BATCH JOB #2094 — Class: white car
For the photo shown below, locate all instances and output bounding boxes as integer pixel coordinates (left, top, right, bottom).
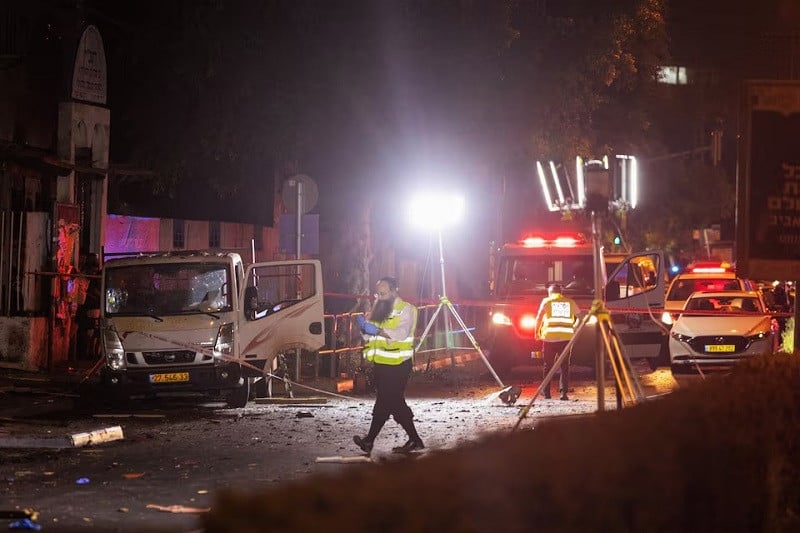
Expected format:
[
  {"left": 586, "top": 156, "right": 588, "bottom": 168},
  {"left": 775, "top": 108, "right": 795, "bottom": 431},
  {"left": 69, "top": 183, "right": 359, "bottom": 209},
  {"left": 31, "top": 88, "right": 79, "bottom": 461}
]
[
  {"left": 669, "top": 290, "right": 775, "bottom": 374},
  {"left": 661, "top": 263, "right": 755, "bottom": 326}
]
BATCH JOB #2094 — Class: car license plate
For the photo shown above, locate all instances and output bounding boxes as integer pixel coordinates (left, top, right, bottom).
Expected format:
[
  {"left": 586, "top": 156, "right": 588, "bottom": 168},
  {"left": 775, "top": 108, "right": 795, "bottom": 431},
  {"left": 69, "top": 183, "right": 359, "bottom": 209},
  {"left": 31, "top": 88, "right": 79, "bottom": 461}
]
[
  {"left": 705, "top": 344, "right": 735, "bottom": 353},
  {"left": 150, "top": 372, "right": 190, "bottom": 384}
]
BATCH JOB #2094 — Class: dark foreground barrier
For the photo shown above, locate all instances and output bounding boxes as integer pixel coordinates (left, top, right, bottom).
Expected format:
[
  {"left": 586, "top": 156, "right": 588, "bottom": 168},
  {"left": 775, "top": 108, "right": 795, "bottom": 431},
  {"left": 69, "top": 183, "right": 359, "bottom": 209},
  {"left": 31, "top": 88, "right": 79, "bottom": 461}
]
[{"left": 204, "top": 355, "right": 800, "bottom": 532}]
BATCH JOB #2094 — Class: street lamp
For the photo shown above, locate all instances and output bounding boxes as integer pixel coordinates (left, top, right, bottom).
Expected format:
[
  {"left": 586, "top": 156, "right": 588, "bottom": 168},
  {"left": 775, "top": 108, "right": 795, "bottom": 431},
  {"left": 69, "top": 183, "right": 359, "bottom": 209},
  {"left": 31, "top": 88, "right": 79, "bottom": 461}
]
[{"left": 409, "top": 190, "right": 516, "bottom": 402}]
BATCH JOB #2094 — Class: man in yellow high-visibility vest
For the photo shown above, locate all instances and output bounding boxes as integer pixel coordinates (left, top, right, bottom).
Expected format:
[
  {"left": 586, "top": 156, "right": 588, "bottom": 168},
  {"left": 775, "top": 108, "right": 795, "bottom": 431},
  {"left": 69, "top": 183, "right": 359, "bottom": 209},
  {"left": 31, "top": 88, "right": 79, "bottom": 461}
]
[
  {"left": 353, "top": 276, "right": 422, "bottom": 455},
  {"left": 534, "top": 283, "right": 580, "bottom": 400}
]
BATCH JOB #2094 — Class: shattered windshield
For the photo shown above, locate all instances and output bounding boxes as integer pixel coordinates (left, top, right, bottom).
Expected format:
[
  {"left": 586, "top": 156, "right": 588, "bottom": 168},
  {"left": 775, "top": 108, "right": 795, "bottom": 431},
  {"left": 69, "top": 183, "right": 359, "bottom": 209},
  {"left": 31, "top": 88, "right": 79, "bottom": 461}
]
[
  {"left": 496, "top": 255, "right": 595, "bottom": 297},
  {"left": 104, "top": 262, "right": 231, "bottom": 316}
]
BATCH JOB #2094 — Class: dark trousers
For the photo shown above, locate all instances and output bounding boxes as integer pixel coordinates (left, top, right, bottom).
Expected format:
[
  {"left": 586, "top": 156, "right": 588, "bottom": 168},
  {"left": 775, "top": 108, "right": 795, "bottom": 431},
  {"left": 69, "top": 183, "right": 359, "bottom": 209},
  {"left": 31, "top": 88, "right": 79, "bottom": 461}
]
[
  {"left": 365, "top": 359, "right": 419, "bottom": 442},
  {"left": 542, "top": 340, "right": 571, "bottom": 397}
]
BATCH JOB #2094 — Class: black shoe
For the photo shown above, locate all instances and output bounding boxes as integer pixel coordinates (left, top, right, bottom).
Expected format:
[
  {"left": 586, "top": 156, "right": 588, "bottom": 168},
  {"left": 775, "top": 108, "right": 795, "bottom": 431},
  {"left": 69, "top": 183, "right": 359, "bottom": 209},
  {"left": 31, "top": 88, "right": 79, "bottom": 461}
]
[
  {"left": 353, "top": 435, "right": 373, "bottom": 454},
  {"left": 560, "top": 394, "right": 569, "bottom": 401},
  {"left": 392, "top": 439, "right": 425, "bottom": 454},
  {"left": 542, "top": 390, "right": 551, "bottom": 399}
]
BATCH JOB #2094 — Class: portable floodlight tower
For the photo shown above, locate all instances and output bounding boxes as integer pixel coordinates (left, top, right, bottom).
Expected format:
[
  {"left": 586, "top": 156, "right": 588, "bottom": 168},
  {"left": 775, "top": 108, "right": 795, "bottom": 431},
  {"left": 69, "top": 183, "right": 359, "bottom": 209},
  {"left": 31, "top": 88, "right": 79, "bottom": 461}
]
[
  {"left": 410, "top": 191, "right": 518, "bottom": 404},
  {"left": 536, "top": 155, "right": 638, "bottom": 411}
]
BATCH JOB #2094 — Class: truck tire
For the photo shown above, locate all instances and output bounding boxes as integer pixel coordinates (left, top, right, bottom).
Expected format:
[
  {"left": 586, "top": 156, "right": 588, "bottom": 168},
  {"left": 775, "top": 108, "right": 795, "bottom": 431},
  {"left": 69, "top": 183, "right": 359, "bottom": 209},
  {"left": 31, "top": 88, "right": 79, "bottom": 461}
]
[
  {"left": 487, "top": 337, "right": 522, "bottom": 378},
  {"left": 226, "top": 377, "right": 252, "bottom": 408}
]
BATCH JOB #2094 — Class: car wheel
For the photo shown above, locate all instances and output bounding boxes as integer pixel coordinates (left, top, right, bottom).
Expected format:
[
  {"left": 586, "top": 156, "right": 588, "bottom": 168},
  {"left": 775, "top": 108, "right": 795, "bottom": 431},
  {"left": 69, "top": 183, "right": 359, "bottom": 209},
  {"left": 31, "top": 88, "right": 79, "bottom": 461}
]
[
  {"left": 670, "top": 363, "right": 689, "bottom": 376},
  {"left": 226, "top": 377, "right": 252, "bottom": 408},
  {"left": 487, "top": 337, "right": 518, "bottom": 378}
]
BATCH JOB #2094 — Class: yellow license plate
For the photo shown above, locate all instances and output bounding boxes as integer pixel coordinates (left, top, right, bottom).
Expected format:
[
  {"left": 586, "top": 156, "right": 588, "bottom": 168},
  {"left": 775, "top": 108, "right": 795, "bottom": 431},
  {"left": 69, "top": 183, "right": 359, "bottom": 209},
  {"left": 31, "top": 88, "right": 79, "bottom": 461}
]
[
  {"left": 705, "top": 345, "right": 735, "bottom": 353},
  {"left": 150, "top": 372, "right": 190, "bottom": 384}
]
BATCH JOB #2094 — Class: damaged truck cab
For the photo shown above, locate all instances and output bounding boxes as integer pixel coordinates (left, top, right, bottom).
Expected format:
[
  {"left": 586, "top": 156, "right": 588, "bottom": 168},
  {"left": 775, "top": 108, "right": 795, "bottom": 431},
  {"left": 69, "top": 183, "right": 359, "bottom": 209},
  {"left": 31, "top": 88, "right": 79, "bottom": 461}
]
[{"left": 99, "top": 251, "right": 325, "bottom": 407}]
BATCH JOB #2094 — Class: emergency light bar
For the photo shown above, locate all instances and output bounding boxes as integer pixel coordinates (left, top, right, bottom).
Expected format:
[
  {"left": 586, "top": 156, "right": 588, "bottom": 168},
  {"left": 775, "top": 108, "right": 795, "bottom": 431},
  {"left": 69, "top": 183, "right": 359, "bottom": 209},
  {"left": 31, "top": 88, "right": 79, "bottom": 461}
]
[
  {"left": 520, "top": 234, "right": 585, "bottom": 248},
  {"left": 689, "top": 261, "right": 733, "bottom": 273}
]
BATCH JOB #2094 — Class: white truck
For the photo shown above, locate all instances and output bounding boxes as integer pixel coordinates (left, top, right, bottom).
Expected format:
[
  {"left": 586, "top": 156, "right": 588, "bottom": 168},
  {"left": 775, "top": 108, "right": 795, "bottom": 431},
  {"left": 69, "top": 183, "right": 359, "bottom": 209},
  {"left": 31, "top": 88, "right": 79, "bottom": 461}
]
[{"left": 99, "top": 251, "right": 325, "bottom": 407}]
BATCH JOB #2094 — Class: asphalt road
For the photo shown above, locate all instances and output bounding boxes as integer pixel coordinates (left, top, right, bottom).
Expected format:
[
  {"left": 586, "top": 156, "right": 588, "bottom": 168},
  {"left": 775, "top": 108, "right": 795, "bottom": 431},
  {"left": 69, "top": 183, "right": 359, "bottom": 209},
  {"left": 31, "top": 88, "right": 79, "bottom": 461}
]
[{"left": 1, "top": 360, "right": 681, "bottom": 532}]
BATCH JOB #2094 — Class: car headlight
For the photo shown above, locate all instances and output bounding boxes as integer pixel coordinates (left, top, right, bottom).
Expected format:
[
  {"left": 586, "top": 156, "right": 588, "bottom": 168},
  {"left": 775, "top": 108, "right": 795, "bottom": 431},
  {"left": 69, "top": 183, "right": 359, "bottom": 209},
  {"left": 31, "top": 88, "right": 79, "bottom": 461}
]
[
  {"left": 670, "top": 331, "right": 692, "bottom": 343},
  {"left": 745, "top": 331, "right": 769, "bottom": 342},
  {"left": 103, "top": 328, "right": 126, "bottom": 370},
  {"left": 661, "top": 311, "right": 674, "bottom": 325},
  {"left": 491, "top": 312, "right": 512, "bottom": 326},
  {"left": 214, "top": 322, "right": 235, "bottom": 356}
]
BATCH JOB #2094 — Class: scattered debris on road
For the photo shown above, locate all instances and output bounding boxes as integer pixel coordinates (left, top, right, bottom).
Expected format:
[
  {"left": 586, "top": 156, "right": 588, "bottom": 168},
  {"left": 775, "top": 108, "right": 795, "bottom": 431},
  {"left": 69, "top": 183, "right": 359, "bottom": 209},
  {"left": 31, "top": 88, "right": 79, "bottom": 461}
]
[
  {"left": 0, "top": 425, "right": 124, "bottom": 449},
  {"left": 315, "top": 456, "right": 372, "bottom": 464},
  {"left": 146, "top": 504, "right": 211, "bottom": 514},
  {"left": 254, "top": 397, "right": 328, "bottom": 405},
  {"left": 70, "top": 425, "right": 124, "bottom": 447}
]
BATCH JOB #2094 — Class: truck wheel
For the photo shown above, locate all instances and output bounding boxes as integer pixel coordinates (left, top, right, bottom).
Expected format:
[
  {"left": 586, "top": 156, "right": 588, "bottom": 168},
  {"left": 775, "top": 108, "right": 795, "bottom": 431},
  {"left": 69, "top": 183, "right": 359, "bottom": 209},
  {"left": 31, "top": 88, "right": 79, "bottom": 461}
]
[
  {"left": 487, "top": 338, "right": 516, "bottom": 378},
  {"left": 227, "top": 377, "right": 251, "bottom": 408}
]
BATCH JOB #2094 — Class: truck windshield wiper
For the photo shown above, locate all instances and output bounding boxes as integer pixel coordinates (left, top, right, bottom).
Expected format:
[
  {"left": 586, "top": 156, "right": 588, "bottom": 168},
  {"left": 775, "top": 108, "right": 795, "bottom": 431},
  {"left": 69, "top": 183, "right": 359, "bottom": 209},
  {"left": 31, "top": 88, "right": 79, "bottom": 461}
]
[{"left": 180, "top": 309, "right": 221, "bottom": 320}]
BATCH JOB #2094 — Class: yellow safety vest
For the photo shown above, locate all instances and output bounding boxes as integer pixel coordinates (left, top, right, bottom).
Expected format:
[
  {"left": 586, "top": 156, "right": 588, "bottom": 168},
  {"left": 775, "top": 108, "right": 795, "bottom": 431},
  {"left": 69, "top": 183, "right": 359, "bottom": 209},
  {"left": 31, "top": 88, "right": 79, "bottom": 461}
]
[
  {"left": 538, "top": 294, "right": 579, "bottom": 341},
  {"left": 364, "top": 298, "right": 416, "bottom": 365}
]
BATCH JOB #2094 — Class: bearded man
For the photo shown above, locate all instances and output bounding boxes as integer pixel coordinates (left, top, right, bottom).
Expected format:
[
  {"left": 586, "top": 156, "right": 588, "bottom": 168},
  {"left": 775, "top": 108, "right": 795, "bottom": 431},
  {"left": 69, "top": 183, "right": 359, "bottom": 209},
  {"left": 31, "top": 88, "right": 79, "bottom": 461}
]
[{"left": 353, "top": 276, "right": 423, "bottom": 454}]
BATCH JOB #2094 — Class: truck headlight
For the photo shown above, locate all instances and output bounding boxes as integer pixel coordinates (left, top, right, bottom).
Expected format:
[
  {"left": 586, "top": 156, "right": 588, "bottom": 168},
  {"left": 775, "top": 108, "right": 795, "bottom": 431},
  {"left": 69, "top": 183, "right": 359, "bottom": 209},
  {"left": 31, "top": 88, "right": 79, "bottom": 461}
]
[
  {"left": 214, "top": 322, "right": 234, "bottom": 356},
  {"left": 103, "top": 328, "right": 126, "bottom": 370},
  {"left": 491, "top": 312, "right": 512, "bottom": 326}
]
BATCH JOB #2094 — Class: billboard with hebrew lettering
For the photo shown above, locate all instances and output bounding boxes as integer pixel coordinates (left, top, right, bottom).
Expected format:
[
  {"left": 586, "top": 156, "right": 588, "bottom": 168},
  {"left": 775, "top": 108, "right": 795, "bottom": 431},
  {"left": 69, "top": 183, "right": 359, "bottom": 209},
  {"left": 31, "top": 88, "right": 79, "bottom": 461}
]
[{"left": 737, "top": 80, "right": 800, "bottom": 281}]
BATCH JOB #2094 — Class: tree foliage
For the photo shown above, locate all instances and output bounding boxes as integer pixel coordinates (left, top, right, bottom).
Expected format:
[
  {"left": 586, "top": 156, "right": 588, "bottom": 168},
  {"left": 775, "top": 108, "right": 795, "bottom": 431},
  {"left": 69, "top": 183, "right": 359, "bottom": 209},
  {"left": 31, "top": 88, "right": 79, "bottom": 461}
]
[{"left": 627, "top": 158, "right": 735, "bottom": 254}]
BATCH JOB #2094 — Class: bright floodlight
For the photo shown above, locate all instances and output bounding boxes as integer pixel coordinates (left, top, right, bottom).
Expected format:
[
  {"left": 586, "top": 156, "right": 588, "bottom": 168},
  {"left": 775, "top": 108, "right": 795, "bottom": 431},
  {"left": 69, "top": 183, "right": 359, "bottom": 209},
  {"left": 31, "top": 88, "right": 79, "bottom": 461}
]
[{"left": 410, "top": 192, "right": 465, "bottom": 228}]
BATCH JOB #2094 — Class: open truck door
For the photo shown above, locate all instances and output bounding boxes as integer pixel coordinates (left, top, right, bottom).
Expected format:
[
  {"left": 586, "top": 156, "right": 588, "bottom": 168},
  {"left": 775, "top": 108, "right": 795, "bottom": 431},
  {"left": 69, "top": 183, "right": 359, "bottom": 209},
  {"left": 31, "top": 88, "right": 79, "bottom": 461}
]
[
  {"left": 237, "top": 260, "right": 325, "bottom": 374},
  {"left": 604, "top": 250, "right": 667, "bottom": 369}
]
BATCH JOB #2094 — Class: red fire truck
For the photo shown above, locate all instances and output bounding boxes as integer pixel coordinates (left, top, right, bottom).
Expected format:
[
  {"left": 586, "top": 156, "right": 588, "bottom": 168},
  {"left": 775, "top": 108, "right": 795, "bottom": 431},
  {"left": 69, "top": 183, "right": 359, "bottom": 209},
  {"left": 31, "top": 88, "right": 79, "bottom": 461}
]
[{"left": 486, "top": 232, "right": 667, "bottom": 375}]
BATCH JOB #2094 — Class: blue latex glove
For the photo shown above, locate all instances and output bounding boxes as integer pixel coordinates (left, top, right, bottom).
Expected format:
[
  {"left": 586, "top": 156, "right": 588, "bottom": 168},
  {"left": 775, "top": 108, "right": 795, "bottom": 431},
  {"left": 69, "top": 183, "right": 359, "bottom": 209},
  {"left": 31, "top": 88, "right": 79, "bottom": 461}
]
[
  {"left": 356, "top": 315, "right": 367, "bottom": 329},
  {"left": 362, "top": 322, "right": 380, "bottom": 336}
]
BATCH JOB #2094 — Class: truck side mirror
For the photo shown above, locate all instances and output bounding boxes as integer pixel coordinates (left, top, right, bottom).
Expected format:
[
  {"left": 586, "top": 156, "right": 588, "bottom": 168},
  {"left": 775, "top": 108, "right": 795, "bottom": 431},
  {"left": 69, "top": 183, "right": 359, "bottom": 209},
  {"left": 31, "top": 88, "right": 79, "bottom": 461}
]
[{"left": 244, "top": 286, "right": 258, "bottom": 318}]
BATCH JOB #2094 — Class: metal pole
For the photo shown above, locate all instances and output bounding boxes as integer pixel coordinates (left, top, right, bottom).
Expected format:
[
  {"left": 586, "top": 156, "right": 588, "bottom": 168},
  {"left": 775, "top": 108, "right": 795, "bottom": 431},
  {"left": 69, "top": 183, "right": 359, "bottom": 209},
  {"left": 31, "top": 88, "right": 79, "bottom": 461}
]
[
  {"left": 295, "top": 181, "right": 303, "bottom": 381},
  {"left": 295, "top": 181, "right": 303, "bottom": 261},
  {"left": 16, "top": 213, "right": 23, "bottom": 311},
  {"left": 8, "top": 212, "right": 14, "bottom": 314},
  {"left": 438, "top": 228, "right": 447, "bottom": 298},
  {"left": 437, "top": 228, "right": 454, "bottom": 353},
  {"left": 592, "top": 212, "right": 605, "bottom": 412}
]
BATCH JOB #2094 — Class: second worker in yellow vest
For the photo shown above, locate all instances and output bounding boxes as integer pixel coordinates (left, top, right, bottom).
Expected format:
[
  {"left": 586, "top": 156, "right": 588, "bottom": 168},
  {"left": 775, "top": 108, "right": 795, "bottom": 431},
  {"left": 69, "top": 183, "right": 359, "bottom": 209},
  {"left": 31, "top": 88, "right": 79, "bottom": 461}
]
[{"left": 534, "top": 283, "right": 580, "bottom": 400}]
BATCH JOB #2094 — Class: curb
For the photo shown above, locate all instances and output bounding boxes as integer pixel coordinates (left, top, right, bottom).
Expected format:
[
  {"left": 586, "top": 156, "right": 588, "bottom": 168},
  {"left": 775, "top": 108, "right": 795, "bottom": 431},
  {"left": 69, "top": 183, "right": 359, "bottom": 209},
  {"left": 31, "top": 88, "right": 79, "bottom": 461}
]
[{"left": 413, "top": 351, "right": 481, "bottom": 372}]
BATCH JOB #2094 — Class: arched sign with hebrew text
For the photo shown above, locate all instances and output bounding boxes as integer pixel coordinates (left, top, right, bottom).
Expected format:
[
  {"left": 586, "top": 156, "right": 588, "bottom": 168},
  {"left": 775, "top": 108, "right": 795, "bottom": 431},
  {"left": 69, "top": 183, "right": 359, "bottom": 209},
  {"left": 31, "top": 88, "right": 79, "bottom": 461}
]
[{"left": 71, "top": 25, "right": 107, "bottom": 105}]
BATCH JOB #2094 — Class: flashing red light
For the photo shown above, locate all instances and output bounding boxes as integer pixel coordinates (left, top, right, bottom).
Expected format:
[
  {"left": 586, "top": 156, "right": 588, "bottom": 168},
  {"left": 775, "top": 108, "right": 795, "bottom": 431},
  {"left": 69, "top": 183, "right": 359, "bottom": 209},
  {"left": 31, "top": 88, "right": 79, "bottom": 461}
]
[
  {"left": 519, "top": 314, "right": 537, "bottom": 330},
  {"left": 689, "top": 261, "right": 733, "bottom": 274},
  {"left": 553, "top": 236, "right": 579, "bottom": 247},
  {"left": 522, "top": 237, "right": 546, "bottom": 247},
  {"left": 520, "top": 233, "right": 583, "bottom": 248}
]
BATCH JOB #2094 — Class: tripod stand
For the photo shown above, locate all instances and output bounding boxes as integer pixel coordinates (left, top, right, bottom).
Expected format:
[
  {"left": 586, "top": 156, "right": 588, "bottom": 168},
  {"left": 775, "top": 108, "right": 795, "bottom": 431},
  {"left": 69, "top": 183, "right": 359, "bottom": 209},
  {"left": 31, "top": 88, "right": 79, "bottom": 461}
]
[
  {"left": 512, "top": 298, "right": 646, "bottom": 431},
  {"left": 414, "top": 228, "right": 517, "bottom": 402}
]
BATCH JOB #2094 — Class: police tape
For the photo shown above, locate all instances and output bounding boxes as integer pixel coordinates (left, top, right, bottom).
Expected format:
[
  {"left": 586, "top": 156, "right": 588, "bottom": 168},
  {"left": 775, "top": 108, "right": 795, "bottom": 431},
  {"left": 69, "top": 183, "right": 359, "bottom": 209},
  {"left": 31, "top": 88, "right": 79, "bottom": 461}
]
[{"left": 114, "top": 329, "right": 355, "bottom": 400}]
